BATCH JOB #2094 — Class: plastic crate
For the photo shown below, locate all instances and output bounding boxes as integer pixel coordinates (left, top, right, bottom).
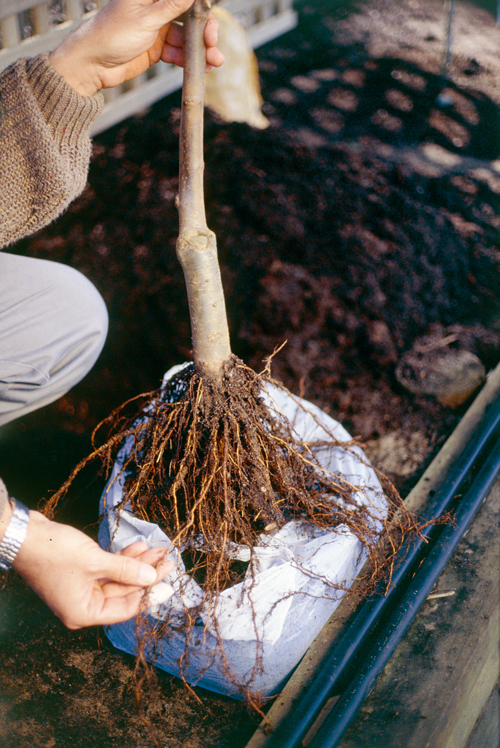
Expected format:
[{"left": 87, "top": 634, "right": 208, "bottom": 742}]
[{"left": 0, "top": 0, "right": 297, "bottom": 135}]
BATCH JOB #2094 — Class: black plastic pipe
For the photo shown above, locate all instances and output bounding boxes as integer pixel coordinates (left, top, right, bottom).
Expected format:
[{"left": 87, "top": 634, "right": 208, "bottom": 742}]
[
  {"left": 262, "top": 394, "right": 500, "bottom": 748},
  {"left": 310, "top": 434, "right": 500, "bottom": 748}
]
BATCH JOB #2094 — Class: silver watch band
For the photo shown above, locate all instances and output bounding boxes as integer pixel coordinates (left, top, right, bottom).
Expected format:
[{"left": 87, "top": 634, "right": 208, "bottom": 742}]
[{"left": 0, "top": 498, "right": 30, "bottom": 571}]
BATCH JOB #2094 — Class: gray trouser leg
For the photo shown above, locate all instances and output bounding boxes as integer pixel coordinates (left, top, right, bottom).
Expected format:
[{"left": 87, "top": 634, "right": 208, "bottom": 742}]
[{"left": 0, "top": 252, "right": 108, "bottom": 426}]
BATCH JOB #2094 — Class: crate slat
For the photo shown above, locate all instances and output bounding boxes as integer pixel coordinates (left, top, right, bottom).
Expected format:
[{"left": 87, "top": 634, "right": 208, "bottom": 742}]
[
  {"left": 0, "top": 15, "right": 21, "bottom": 47},
  {"left": 66, "top": 0, "right": 84, "bottom": 22},
  {"left": 1, "top": 0, "right": 41, "bottom": 18},
  {"left": 32, "top": 3, "right": 50, "bottom": 35},
  {"left": 1, "top": 21, "right": 73, "bottom": 64}
]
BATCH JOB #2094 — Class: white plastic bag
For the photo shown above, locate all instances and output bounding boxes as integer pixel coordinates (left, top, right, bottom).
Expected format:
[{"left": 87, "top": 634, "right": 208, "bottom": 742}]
[{"left": 98, "top": 366, "right": 387, "bottom": 697}]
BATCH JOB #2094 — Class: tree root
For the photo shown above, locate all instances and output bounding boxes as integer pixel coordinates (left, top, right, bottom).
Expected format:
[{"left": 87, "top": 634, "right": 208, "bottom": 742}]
[{"left": 45, "top": 355, "right": 422, "bottom": 703}]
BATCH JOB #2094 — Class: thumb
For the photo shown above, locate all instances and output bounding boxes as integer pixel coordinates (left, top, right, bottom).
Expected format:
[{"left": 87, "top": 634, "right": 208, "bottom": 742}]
[
  {"left": 141, "top": 0, "right": 192, "bottom": 25},
  {"left": 101, "top": 551, "right": 158, "bottom": 587}
]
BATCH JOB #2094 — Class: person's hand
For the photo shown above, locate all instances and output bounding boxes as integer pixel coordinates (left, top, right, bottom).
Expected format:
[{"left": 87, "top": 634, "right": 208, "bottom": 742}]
[
  {"left": 11, "top": 509, "right": 174, "bottom": 629},
  {"left": 49, "top": 0, "right": 224, "bottom": 97}
]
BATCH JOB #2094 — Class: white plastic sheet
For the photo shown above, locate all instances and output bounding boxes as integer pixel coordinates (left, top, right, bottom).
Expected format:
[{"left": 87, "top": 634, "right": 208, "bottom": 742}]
[{"left": 98, "top": 366, "right": 387, "bottom": 697}]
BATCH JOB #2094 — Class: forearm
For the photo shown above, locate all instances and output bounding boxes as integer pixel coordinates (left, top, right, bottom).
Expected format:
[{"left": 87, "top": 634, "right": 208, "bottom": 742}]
[
  {"left": 0, "top": 0, "right": 222, "bottom": 249},
  {"left": 0, "top": 482, "right": 12, "bottom": 542},
  {"left": 1, "top": 501, "right": 173, "bottom": 628},
  {"left": 0, "top": 54, "right": 103, "bottom": 249}
]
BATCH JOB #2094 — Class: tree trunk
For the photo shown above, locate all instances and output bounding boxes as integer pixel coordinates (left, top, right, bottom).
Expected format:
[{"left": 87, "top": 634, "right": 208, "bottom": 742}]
[{"left": 176, "top": 0, "right": 232, "bottom": 381}]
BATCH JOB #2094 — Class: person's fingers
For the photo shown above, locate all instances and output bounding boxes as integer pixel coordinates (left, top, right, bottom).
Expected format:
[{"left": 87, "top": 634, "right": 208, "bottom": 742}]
[
  {"left": 161, "top": 44, "right": 223, "bottom": 69},
  {"left": 132, "top": 546, "right": 170, "bottom": 566},
  {"left": 115, "top": 542, "right": 149, "bottom": 558},
  {"left": 164, "top": 13, "right": 219, "bottom": 50},
  {"left": 100, "top": 550, "right": 174, "bottom": 598},
  {"left": 161, "top": 43, "right": 184, "bottom": 66},
  {"left": 85, "top": 579, "right": 175, "bottom": 628},
  {"left": 95, "top": 579, "right": 174, "bottom": 626},
  {"left": 78, "top": 589, "right": 146, "bottom": 628},
  {"left": 204, "top": 13, "right": 218, "bottom": 48},
  {"left": 115, "top": 544, "right": 170, "bottom": 568},
  {"left": 99, "top": 550, "right": 159, "bottom": 587},
  {"left": 206, "top": 45, "right": 224, "bottom": 68},
  {"left": 161, "top": 12, "right": 223, "bottom": 68},
  {"left": 139, "top": 0, "right": 193, "bottom": 28},
  {"left": 165, "top": 20, "right": 183, "bottom": 49}
]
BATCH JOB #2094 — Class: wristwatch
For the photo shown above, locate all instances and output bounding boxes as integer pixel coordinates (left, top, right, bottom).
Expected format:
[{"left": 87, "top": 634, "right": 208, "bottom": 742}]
[{"left": 0, "top": 498, "right": 30, "bottom": 571}]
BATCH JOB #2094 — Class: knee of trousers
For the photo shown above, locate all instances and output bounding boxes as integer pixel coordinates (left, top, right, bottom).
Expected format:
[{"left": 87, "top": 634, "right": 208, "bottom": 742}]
[
  {"left": 0, "top": 262, "right": 109, "bottom": 424},
  {"left": 47, "top": 264, "right": 109, "bottom": 387}
]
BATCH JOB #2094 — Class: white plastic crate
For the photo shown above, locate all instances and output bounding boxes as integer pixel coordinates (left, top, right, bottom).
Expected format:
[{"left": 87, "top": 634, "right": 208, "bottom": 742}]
[{"left": 0, "top": 0, "right": 297, "bottom": 135}]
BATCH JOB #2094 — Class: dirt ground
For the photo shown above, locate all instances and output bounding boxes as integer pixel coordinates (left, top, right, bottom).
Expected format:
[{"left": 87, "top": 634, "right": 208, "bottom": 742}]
[{"left": 0, "top": 0, "right": 499, "bottom": 746}]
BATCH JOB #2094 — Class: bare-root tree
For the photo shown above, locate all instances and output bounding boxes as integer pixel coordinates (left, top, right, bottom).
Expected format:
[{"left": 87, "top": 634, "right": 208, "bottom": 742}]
[{"left": 45, "top": 0, "right": 423, "bottom": 706}]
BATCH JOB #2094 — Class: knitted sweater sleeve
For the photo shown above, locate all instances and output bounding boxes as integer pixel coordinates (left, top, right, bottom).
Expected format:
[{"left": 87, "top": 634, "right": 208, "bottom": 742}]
[
  {"left": 0, "top": 53, "right": 103, "bottom": 249},
  {"left": 0, "top": 54, "right": 103, "bottom": 519}
]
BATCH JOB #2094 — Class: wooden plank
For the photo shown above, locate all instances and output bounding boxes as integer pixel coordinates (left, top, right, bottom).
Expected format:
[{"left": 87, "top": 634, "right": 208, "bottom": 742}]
[
  {"left": 65, "top": 0, "right": 83, "bottom": 22},
  {"left": 465, "top": 682, "right": 500, "bottom": 748},
  {"left": 0, "top": 3, "right": 101, "bottom": 69},
  {"left": 0, "top": 21, "right": 72, "bottom": 66},
  {"left": 1, "top": 0, "right": 41, "bottom": 18},
  {"left": 337, "top": 480, "right": 500, "bottom": 748},
  {"left": 0, "top": 15, "right": 21, "bottom": 47},
  {"left": 32, "top": 3, "right": 50, "bottom": 36},
  {"left": 258, "top": 1, "right": 275, "bottom": 23}
]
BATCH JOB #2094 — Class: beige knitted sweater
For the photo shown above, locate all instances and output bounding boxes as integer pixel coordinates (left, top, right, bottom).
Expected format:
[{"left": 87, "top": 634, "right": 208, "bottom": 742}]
[{"left": 0, "top": 53, "right": 104, "bottom": 520}]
